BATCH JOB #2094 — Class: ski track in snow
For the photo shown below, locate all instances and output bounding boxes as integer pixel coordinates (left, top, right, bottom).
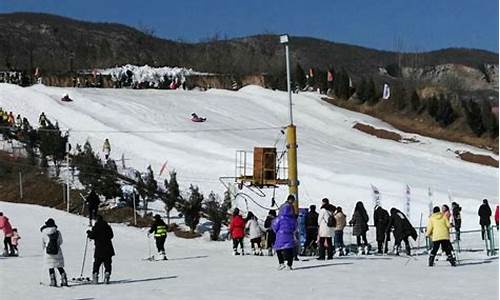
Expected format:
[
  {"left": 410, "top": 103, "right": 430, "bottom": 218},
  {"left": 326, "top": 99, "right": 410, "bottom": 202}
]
[
  {"left": 0, "top": 202, "right": 498, "bottom": 300},
  {"left": 0, "top": 83, "right": 498, "bottom": 230}
]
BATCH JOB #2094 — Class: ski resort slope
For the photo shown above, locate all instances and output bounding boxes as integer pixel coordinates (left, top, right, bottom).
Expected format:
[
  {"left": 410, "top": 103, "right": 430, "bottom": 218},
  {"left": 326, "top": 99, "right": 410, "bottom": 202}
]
[
  {"left": 0, "top": 201, "right": 498, "bottom": 300},
  {"left": 0, "top": 83, "right": 498, "bottom": 228}
]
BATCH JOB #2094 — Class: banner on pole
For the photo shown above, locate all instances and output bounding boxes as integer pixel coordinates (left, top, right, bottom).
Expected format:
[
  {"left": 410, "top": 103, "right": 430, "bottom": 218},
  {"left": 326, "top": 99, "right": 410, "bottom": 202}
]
[
  {"left": 382, "top": 83, "right": 391, "bottom": 100},
  {"left": 428, "top": 187, "right": 433, "bottom": 215},
  {"left": 405, "top": 185, "right": 411, "bottom": 218}
]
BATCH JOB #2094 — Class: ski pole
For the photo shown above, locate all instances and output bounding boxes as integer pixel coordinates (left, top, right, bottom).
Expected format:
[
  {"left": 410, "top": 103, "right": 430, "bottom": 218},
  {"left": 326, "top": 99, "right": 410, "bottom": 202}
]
[{"left": 79, "top": 237, "right": 89, "bottom": 278}]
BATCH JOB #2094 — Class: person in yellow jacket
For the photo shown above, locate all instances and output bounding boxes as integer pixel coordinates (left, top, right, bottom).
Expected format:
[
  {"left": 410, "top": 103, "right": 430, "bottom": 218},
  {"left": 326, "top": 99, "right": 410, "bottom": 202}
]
[{"left": 426, "top": 206, "right": 456, "bottom": 267}]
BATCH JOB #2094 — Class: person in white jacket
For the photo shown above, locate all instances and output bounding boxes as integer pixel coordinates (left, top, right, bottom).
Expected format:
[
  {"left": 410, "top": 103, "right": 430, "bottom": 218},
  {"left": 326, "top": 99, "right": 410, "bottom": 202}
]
[
  {"left": 317, "top": 198, "right": 336, "bottom": 260},
  {"left": 40, "top": 218, "right": 67, "bottom": 287},
  {"left": 245, "top": 212, "right": 264, "bottom": 255}
]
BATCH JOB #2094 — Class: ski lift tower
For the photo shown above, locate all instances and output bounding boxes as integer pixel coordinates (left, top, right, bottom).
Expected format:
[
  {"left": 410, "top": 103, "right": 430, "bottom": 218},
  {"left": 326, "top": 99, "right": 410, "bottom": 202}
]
[
  {"left": 229, "top": 34, "right": 299, "bottom": 213},
  {"left": 280, "top": 34, "right": 299, "bottom": 213}
]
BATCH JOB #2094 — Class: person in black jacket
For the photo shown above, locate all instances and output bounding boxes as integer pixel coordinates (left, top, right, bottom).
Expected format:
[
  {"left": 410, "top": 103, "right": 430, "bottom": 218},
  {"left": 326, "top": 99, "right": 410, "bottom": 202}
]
[
  {"left": 264, "top": 210, "right": 276, "bottom": 256},
  {"left": 148, "top": 214, "right": 168, "bottom": 260},
  {"left": 451, "top": 202, "right": 462, "bottom": 241},
  {"left": 87, "top": 215, "right": 115, "bottom": 284},
  {"left": 478, "top": 199, "right": 492, "bottom": 240},
  {"left": 387, "top": 208, "right": 417, "bottom": 256},
  {"left": 301, "top": 205, "right": 319, "bottom": 256},
  {"left": 86, "top": 189, "right": 100, "bottom": 225},
  {"left": 373, "top": 205, "right": 390, "bottom": 254},
  {"left": 349, "top": 201, "right": 369, "bottom": 255}
]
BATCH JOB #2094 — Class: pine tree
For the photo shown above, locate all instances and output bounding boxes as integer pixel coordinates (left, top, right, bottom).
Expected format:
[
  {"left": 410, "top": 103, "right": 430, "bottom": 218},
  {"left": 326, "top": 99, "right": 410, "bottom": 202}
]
[
  {"left": 182, "top": 185, "right": 204, "bottom": 233},
  {"left": 357, "top": 77, "right": 368, "bottom": 102},
  {"left": 100, "top": 159, "right": 121, "bottom": 200},
  {"left": 203, "top": 191, "right": 231, "bottom": 240},
  {"left": 410, "top": 90, "right": 421, "bottom": 112},
  {"left": 366, "top": 78, "right": 379, "bottom": 105},
  {"left": 436, "top": 96, "right": 456, "bottom": 127},
  {"left": 480, "top": 100, "right": 499, "bottom": 138},
  {"left": 38, "top": 122, "right": 68, "bottom": 176},
  {"left": 163, "top": 170, "right": 181, "bottom": 225},
  {"left": 294, "top": 63, "right": 306, "bottom": 90},
  {"left": 143, "top": 165, "right": 158, "bottom": 213},
  {"left": 71, "top": 141, "right": 102, "bottom": 189}
]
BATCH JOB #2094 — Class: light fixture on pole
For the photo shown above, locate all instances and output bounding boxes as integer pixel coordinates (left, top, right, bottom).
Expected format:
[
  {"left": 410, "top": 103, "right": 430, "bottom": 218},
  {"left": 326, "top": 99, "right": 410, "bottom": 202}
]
[{"left": 280, "top": 34, "right": 299, "bottom": 213}]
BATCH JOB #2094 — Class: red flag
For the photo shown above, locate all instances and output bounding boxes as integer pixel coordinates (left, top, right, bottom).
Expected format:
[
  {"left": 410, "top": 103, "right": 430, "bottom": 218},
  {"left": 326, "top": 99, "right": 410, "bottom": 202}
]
[
  {"left": 159, "top": 161, "right": 168, "bottom": 176},
  {"left": 327, "top": 71, "right": 334, "bottom": 82}
]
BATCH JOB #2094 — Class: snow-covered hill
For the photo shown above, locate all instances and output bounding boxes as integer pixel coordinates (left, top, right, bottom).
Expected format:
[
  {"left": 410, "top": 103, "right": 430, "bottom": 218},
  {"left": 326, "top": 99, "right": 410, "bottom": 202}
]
[
  {"left": 0, "top": 201, "right": 498, "bottom": 300},
  {"left": 0, "top": 83, "right": 497, "bottom": 228}
]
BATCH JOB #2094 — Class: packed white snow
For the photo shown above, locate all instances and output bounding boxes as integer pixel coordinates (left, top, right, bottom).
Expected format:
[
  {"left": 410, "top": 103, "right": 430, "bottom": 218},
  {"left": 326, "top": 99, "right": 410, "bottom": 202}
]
[
  {"left": 95, "top": 64, "right": 206, "bottom": 84},
  {"left": 0, "top": 201, "right": 497, "bottom": 300},
  {"left": 0, "top": 83, "right": 498, "bottom": 229}
]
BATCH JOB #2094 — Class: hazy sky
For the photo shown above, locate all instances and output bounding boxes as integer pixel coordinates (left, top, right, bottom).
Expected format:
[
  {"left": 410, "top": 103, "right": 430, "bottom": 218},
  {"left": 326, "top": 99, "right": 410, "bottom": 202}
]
[{"left": 1, "top": 0, "right": 498, "bottom": 52}]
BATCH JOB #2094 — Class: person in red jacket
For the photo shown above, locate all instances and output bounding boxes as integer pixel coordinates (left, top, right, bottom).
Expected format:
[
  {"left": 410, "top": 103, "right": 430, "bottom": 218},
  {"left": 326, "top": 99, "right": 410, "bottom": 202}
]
[
  {"left": 495, "top": 205, "right": 499, "bottom": 230},
  {"left": 229, "top": 208, "right": 245, "bottom": 255},
  {"left": 0, "top": 212, "right": 14, "bottom": 256}
]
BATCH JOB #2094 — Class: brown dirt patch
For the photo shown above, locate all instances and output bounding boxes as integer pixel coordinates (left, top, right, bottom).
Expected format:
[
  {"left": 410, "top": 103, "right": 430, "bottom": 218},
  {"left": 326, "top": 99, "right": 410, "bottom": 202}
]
[
  {"left": 353, "top": 122, "right": 402, "bottom": 142},
  {"left": 174, "top": 230, "right": 202, "bottom": 239},
  {"left": 456, "top": 151, "right": 499, "bottom": 168},
  {"left": 322, "top": 96, "right": 499, "bottom": 154}
]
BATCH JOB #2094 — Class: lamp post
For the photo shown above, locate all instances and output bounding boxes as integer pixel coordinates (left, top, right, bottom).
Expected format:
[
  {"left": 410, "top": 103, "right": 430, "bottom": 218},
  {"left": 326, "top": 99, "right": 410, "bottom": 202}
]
[{"left": 280, "top": 34, "right": 299, "bottom": 213}]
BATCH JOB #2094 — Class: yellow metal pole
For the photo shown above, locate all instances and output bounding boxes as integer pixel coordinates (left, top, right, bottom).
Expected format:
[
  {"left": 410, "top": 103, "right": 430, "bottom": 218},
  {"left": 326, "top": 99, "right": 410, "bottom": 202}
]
[{"left": 286, "top": 124, "right": 299, "bottom": 213}]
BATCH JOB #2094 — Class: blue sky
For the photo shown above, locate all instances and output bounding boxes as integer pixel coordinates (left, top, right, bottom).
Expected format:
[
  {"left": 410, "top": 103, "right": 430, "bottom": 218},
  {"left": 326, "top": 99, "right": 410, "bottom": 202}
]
[{"left": 1, "top": 0, "right": 498, "bottom": 52}]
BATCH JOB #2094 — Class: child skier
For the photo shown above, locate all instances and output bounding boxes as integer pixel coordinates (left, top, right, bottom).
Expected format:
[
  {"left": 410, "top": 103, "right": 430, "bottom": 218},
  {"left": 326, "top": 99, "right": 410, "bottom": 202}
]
[
  {"left": 40, "top": 219, "right": 68, "bottom": 287},
  {"left": 148, "top": 214, "right": 168, "bottom": 260},
  {"left": 11, "top": 228, "right": 20, "bottom": 256},
  {"left": 427, "top": 206, "right": 457, "bottom": 267},
  {"left": 229, "top": 208, "right": 245, "bottom": 255},
  {"left": 245, "top": 212, "right": 263, "bottom": 255}
]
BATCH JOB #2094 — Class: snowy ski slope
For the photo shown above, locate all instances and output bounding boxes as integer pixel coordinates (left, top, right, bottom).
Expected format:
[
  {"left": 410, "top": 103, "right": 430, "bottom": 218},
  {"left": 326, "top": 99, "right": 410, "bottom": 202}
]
[
  {"left": 0, "top": 201, "right": 498, "bottom": 300},
  {"left": 0, "top": 83, "right": 498, "bottom": 228}
]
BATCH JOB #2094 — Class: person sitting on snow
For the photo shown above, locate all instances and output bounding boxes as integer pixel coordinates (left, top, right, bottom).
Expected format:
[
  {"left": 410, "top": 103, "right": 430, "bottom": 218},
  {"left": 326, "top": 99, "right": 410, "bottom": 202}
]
[
  {"left": 191, "top": 113, "right": 206, "bottom": 122},
  {"left": 61, "top": 93, "right": 72, "bottom": 102}
]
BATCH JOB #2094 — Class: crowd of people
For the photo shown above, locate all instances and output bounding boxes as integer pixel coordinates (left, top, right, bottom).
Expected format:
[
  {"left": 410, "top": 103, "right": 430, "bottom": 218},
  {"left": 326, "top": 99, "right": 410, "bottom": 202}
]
[{"left": 228, "top": 196, "right": 500, "bottom": 270}]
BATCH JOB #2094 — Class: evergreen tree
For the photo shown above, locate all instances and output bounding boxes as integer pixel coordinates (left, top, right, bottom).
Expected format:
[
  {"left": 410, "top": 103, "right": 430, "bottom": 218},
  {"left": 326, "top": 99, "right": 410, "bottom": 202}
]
[
  {"left": 427, "top": 96, "right": 439, "bottom": 119},
  {"left": 357, "top": 77, "right": 368, "bottom": 102},
  {"left": 71, "top": 141, "right": 102, "bottom": 189},
  {"left": 203, "top": 191, "right": 231, "bottom": 240},
  {"left": 135, "top": 171, "right": 148, "bottom": 213},
  {"left": 100, "top": 159, "right": 121, "bottom": 200},
  {"left": 143, "top": 165, "right": 158, "bottom": 213},
  {"left": 480, "top": 100, "right": 499, "bottom": 138},
  {"left": 294, "top": 63, "right": 306, "bottom": 90},
  {"left": 163, "top": 170, "right": 181, "bottom": 224},
  {"left": 391, "top": 84, "right": 407, "bottom": 111},
  {"left": 436, "top": 96, "right": 456, "bottom": 127},
  {"left": 181, "top": 185, "right": 204, "bottom": 233},
  {"left": 366, "top": 78, "right": 379, "bottom": 105},
  {"left": 410, "top": 90, "right": 421, "bottom": 112},
  {"left": 38, "top": 122, "right": 68, "bottom": 176}
]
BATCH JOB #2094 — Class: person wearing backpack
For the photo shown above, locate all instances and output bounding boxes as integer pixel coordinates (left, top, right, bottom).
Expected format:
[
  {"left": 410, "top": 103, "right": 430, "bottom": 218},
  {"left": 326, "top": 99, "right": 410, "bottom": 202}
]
[
  {"left": 40, "top": 218, "right": 67, "bottom": 287},
  {"left": 317, "top": 198, "right": 335, "bottom": 260},
  {"left": 87, "top": 215, "right": 115, "bottom": 284},
  {"left": 245, "top": 211, "right": 264, "bottom": 255},
  {"left": 350, "top": 201, "right": 369, "bottom": 255}
]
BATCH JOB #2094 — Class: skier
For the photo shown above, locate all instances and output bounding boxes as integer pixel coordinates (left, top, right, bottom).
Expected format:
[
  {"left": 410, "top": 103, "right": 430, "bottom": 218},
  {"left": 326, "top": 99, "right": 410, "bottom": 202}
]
[
  {"left": 148, "top": 214, "right": 168, "bottom": 260},
  {"left": 7, "top": 111, "right": 14, "bottom": 126},
  {"left": 87, "top": 215, "right": 115, "bottom": 284},
  {"left": 264, "top": 210, "right": 277, "bottom": 256},
  {"left": 387, "top": 208, "right": 417, "bottom": 256},
  {"left": 40, "top": 218, "right": 68, "bottom": 286},
  {"left": 317, "top": 198, "right": 335, "bottom": 260},
  {"left": 451, "top": 202, "right": 462, "bottom": 240},
  {"left": 442, "top": 204, "right": 451, "bottom": 221},
  {"left": 102, "top": 138, "right": 111, "bottom": 160},
  {"left": 86, "top": 188, "right": 100, "bottom": 225},
  {"left": 373, "top": 205, "right": 390, "bottom": 254},
  {"left": 11, "top": 228, "right": 20, "bottom": 256},
  {"left": 272, "top": 196, "right": 298, "bottom": 270},
  {"left": 426, "top": 206, "right": 457, "bottom": 267},
  {"left": 245, "top": 211, "right": 264, "bottom": 255},
  {"left": 0, "top": 212, "right": 14, "bottom": 256},
  {"left": 229, "top": 208, "right": 245, "bottom": 255},
  {"left": 350, "top": 201, "right": 369, "bottom": 255},
  {"left": 478, "top": 199, "right": 492, "bottom": 240},
  {"left": 38, "top": 112, "right": 48, "bottom": 127},
  {"left": 333, "top": 206, "right": 347, "bottom": 256},
  {"left": 301, "top": 204, "right": 319, "bottom": 256}
]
